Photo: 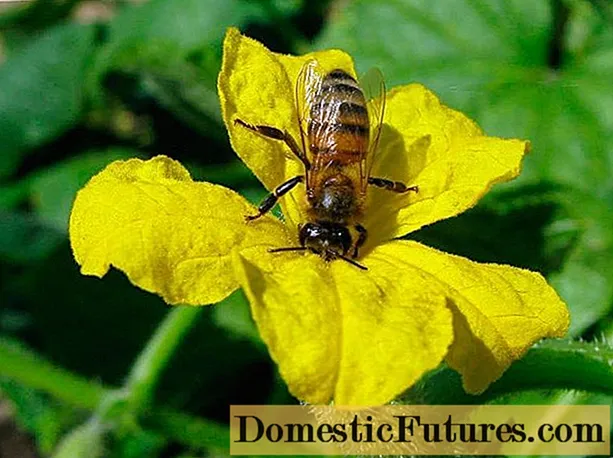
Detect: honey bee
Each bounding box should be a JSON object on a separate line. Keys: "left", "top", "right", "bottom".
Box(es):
{"left": 235, "top": 60, "right": 418, "bottom": 270}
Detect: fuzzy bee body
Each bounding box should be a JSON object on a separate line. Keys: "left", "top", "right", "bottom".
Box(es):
{"left": 306, "top": 69, "right": 370, "bottom": 226}
{"left": 236, "top": 60, "right": 417, "bottom": 269}
{"left": 309, "top": 70, "right": 370, "bottom": 163}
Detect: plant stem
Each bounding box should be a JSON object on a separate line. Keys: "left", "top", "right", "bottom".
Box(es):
{"left": 124, "top": 305, "right": 202, "bottom": 414}
{"left": 143, "top": 407, "right": 230, "bottom": 450}
{"left": 0, "top": 336, "right": 228, "bottom": 451}
{"left": 402, "top": 339, "right": 613, "bottom": 405}
{"left": 0, "top": 337, "right": 107, "bottom": 409}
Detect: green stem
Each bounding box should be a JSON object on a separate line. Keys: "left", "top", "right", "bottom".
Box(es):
{"left": 402, "top": 339, "right": 613, "bottom": 405}
{"left": 0, "top": 338, "right": 107, "bottom": 409}
{"left": 124, "top": 305, "right": 202, "bottom": 414}
{"left": 144, "top": 407, "right": 230, "bottom": 450}
{"left": 0, "top": 336, "right": 228, "bottom": 451}
{"left": 2, "top": 336, "right": 611, "bottom": 450}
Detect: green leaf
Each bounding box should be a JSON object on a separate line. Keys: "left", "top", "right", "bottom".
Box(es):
{"left": 108, "top": 428, "right": 166, "bottom": 458}
{"left": 0, "top": 0, "right": 81, "bottom": 50}
{"left": 317, "top": 0, "right": 613, "bottom": 189}
{"left": 109, "top": 41, "right": 226, "bottom": 139}
{"left": 316, "top": 0, "right": 613, "bottom": 334}
{"left": 12, "top": 245, "right": 271, "bottom": 408}
{"left": 87, "top": 0, "right": 269, "bottom": 133}
{"left": 0, "top": 23, "right": 97, "bottom": 179}
{"left": 0, "top": 150, "right": 136, "bottom": 263}
{"left": 400, "top": 339, "right": 613, "bottom": 405}
{"left": 187, "top": 160, "right": 258, "bottom": 188}
{"left": 412, "top": 182, "right": 568, "bottom": 274}
{"left": 51, "top": 419, "right": 106, "bottom": 458}
{"left": 0, "top": 379, "right": 80, "bottom": 454}
{"left": 0, "top": 182, "right": 29, "bottom": 210}
{"left": 104, "top": 0, "right": 264, "bottom": 53}
{"left": 211, "top": 290, "right": 263, "bottom": 346}
{"left": 548, "top": 191, "right": 613, "bottom": 336}
{"left": 0, "top": 211, "right": 64, "bottom": 263}
{"left": 0, "top": 337, "right": 107, "bottom": 410}
{"left": 0, "top": 337, "right": 231, "bottom": 453}
{"left": 26, "top": 149, "right": 137, "bottom": 233}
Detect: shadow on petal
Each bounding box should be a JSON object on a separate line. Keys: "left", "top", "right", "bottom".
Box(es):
{"left": 362, "top": 125, "right": 431, "bottom": 255}
{"left": 445, "top": 298, "right": 508, "bottom": 394}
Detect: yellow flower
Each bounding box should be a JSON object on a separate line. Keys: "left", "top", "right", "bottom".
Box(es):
{"left": 69, "top": 28, "right": 569, "bottom": 406}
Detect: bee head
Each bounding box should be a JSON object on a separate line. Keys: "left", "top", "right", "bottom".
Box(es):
{"left": 299, "top": 221, "right": 352, "bottom": 259}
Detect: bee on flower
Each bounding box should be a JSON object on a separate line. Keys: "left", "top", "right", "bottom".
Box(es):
{"left": 236, "top": 60, "right": 418, "bottom": 270}
{"left": 69, "top": 28, "right": 569, "bottom": 406}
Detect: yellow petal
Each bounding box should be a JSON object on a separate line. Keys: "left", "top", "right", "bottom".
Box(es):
{"left": 218, "top": 27, "right": 354, "bottom": 228}
{"left": 233, "top": 246, "right": 453, "bottom": 406}
{"left": 331, "top": 254, "right": 453, "bottom": 406}
{"left": 233, "top": 251, "right": 341, "bottom": 404}
{"left": 69, "top": 155, "right": 286, "bottom": 305}
{"left": 374, "top": 241, "right": 570, "bottom": 394}
{"left": 365, "top": 84, "right": 530, "bottom": 242}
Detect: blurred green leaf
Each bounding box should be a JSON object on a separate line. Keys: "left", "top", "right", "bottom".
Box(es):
{"left": 110, "top": 41, "right": 226, "bottom": 139}
{"left": 87, "top": 0, "right": 271, "bottom": 135}
{"left": 0, "top": 211, "right": 64, "bottom": 263}
{"left": 0, "top": 379, "right": 83, "bottom": 454}
{"left": 0, "top": 23, "right": 97, "bottom": 179}
{"left": 51, "top": 419, "right": 106, "bottom": 458}
{"left": 107, "top": 427, "right": 166, "bottom": 458}
{"left": 26, "top": 149, "right": 137, "bottom": 233}
{"left": 9, "top": 245, "right": 273, "bottom": 412}
{"left": 0, "top": 183, "right": 29, "bottom": 210}
{"left": 0, "top": 0, "right": 81, "bottom": 50}
{"left": 0, "top": 150, "right": 136, "bottom": 263}
{"left": 400, "top": 339, "right": 613, "bottom": 405}
{"left": 412, "top": 183, "right": 568, "bottom": 274}
{"left": 0, "top": 337, "right": 232, "bottom": 454}
{"left": 0, "top": 308, "right": 31, "bottom": 333}
{"left": 270, "top": 0, "right": 303, "bottom": 17}
{"left": 187, "top": 160, "right": 257, "bottom": 188}
{"left": 211, "top": 290, "right": 263, "bottom": 346}
{"left": 317, "top": 0, "right": 613, "bottom": 189}
{"left": 317, "top": 0, "right": 613, "bottom": 335}
{"left": 0, "top": 337, "right": 107, "bottom": 411}
{"left": 104, "top": 0, "right": 265, "bottom": 53}
{"left": 549, "top": 192, "right": 613, "bottom": 336}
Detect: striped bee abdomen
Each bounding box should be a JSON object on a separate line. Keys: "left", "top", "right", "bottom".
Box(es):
{"left": 308, "top": 69, "right": 369, "bottom": 162}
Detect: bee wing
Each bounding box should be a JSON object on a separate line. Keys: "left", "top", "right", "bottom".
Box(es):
{"left": 295, "top": 59, "right": 325, "bottom": 187}
{"left": 359, "top": 67, "right": 386, "bottom": 193}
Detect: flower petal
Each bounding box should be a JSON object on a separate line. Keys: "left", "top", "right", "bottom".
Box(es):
{"left": 233, "top": 247, "right": 453, "bottom": 406}
{"left": 218, "top": 27, "right": 354, "bottom": 228}
{"left": 365, "top": 84, "right": 530, "bottom": 242}
{"left": 374, "top": 241, "right": 570, "bottom": 393}
{"left": 69, "top": 155, "right": 286, "bottom": 305}
{"left": 330, "top": 254, "right": 453, "bottom": 406}
{"left": 233, "top": 250, "right": 341, "bottom": 404}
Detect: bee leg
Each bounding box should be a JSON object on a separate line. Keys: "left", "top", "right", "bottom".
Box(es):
{"left": 353, "top": 224, "right": 368, "bottom": 259}
{"left": 246, "top": 175, "right": 304, "bottom": 221}
{"left": 234, "top": 119, "right": 310, "bottom": 171}
{"left": 368, "top": 177, "right": 418, "bottom": 193}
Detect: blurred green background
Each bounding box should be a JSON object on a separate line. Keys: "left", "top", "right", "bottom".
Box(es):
{"left": 0, "top": 0, "right": 612, "bottom": 456}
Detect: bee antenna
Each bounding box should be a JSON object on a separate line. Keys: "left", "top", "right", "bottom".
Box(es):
{"left": 268, "top": 246, "right": 308, "bottom": 253}
{"left": 331, "top": 251, "right": 368, "bottom": 271}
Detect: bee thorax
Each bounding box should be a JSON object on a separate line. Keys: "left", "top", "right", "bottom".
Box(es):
{"left": 308, "top": 175, "right": 358, "bottom": 222}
